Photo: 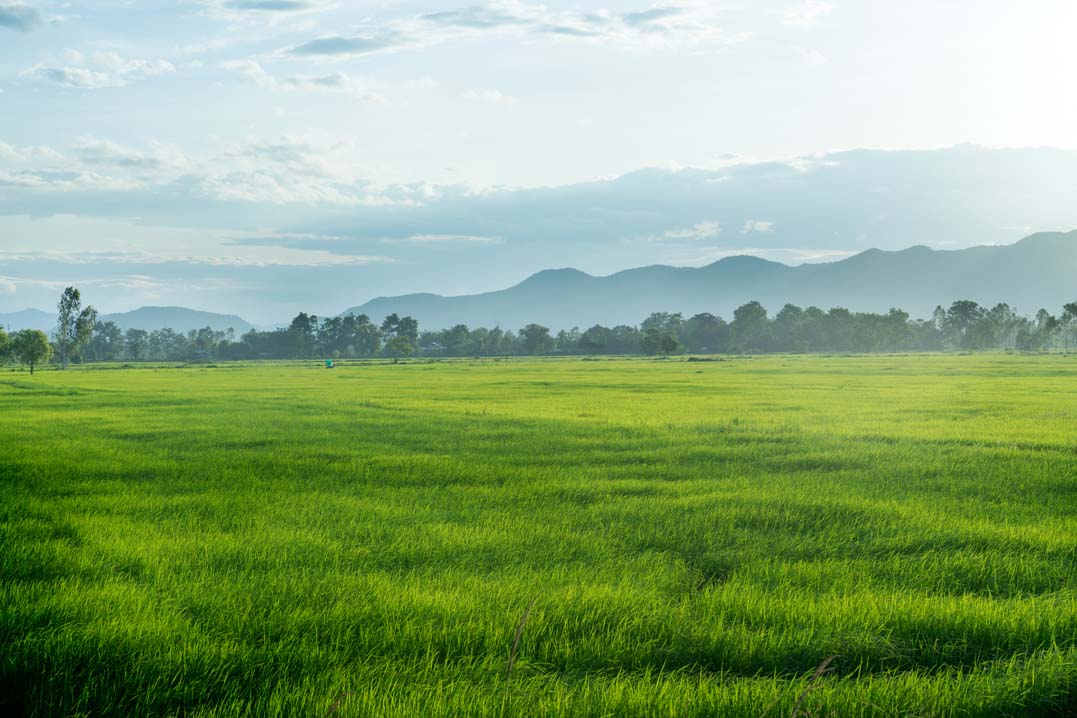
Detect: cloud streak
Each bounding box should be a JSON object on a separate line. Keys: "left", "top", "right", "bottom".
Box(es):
{"left": 283, "top": 1, "right": 741, "bottom": 58}
{"left": 222, "top": 60, "right": 383, "bottom": 101}
{"left": 741, "top": 219, "right": 775, "bottom": 234}
{"left": 656, "top": 220, "right": 721, "bottom": 241}
{"left": 200, "top": 0, "right": 333, "bottom": 23}
{"left": 25, "top": 51, "right": 175, "bottom": 89}
{"left": 397, "top": 234, "right": 501, "bottom": 244}
{"left": 782, "top": 0, "right": 833, "bottom": 27}
{"left": 288, "top": 35, "right": 395, "bottom": 56}
{"left": 73, "top": 138, "right": 184, "bottom": 170}
{"left": 0, "top": 3, "right": 39, "bottom": 31}
{"left": 0, "top": 248, "right": 393, "bottom": 268}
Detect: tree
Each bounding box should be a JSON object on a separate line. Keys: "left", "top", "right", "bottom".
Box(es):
{"left": 520, "top": 324, "right": 552, "bottom": 355}
{"left": 682, "top": 313, "right": 727, "bottom": 353}
{"left": 326, "top": 313, "right": 381, "bottom": 357}
{"left": 469, "top": 327, "right": 492, "bottom": 356}
{"left": 640, "top": 328, "right": 662, "bottom": 355}
{"left": 0, "top": 326, "right": 9, "bottom": 362}
{"left": 772, "top": 304, "right": 805, "bottom": 352}
{"left": 944, "top": 300, "right": 984, "bottom": 349}
{"left": 555, "top": 327, "right": 581, "bottom": 355}
{"left": 381, "top": 312, "right": 417, "bottom": 355}
{"left": 579, "top": 325, "right": 610, "bottom": 354}
{"left": 397, "top": 316, "right": 419, "bottom": 343}
{"left": 12, "top": 329, "right": 52, "bottom": 374}
{"left": 607, "top": 325, "right": 641, "bottom": 354}
{"left": 658, "top": 331, "right": 683, "bottom": 355}
{"left": 288, "top": 312, "right": 319, "bottom": 358}
{"left": 125, "top": 328, "right": 149, "bottom": 360}
{"left": 881, "top": 308, "right": 913, "bottom": 351}
{"left": 1062, "top": 302, "right": 1077, "bottom": 350}
{"left": 1033, "top": 309, "right": 1060, "bottom": 349}
{"left": 318, "top": 316, "right": 345, "bottom": 357}
{"left": 730, "top": 301, "right": 769, "bottom": 352}
{"left": 386, "top": 335, "right": 414, "bottom": 364}
{"left": 90, "top": 321, "right": 124, "bottom": 361}
{"left": 150, "top": 328, "right": 186, "bottom": 361}
{"left": 984, "top": 303, "right": 1020, "bottom": 350}
{"left": 443, "top": 324, "right": 472, "bottom": 356}
{"left": 380, "top": 313, "right": 400, "bottom": 338}
{"left": 379, "top": 314, "right": 419, "bottom": 359}
{"left": 639, "top": 313, "right": 684, "bottom": 355}
{"left": 641, "top": 312, "right": 683, "bottom": 336}
{"left": 55, "top": 287, "right": 97, "bottom": 368}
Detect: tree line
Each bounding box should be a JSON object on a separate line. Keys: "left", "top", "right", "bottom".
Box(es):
{"left": 3, "top": 288, "right": 1077, "bottom": 369}
{"left": 417, "top": 300, "right": 1077, "bottom": 356}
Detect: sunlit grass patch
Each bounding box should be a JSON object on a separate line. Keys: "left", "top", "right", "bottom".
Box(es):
{"left": 1, "top": 354, "right": 1076, "bottom": 716}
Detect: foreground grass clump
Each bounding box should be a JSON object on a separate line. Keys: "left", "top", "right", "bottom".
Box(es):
{"left": 1, "top": 354, "right": 1076, "bottom": 717}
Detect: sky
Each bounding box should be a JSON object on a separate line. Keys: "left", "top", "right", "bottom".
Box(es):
{"left": 1, "top": 0, "right": 1076, "bottom": 323}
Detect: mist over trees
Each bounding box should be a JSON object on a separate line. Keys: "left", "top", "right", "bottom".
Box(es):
{"left": 6, "top": 286, "right": 1076, "bottom": 369}
{"left": 19, "top": 299, "right": 1071, "bottom": 365}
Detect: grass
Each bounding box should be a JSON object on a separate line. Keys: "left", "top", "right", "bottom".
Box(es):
{"left": 1, "top": 354, "right": 1076, "bottom": 717}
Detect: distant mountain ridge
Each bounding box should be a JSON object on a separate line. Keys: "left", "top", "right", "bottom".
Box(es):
{"left": 6, "top": 233, "right": 1075, "bottom": 335}
{"left": 0, "top": 308, "right": 55, "bottom": 332}
{"left": 342, "top": 231, "right": 1077, "bottom": 330}
{"left": 0, "top": 306, "right": 253, "bottom": 334}
{"left": 98, "top": 307, "right": 253, "bottom": 334}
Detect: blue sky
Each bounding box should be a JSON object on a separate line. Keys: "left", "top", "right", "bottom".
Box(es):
{"left": 1, "top": 1, "right": 1076, "bottom": 323}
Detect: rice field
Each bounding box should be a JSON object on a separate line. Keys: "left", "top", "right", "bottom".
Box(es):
{"left": 2, "top": 354, "right": 1076, "bottom": 717}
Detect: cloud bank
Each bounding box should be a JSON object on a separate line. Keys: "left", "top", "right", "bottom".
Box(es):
{"left": 0, "top": 3, "right": 39, "bottom": 31}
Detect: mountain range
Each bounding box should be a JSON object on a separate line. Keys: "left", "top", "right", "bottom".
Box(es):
{"left": 344, "top": 231, "right": 1077, "bottom": 330}
{"left": 0, "top": 306, "right": 253, "bottom": 334}
{"left": 4, "top": 232, "right": 1075, "bottom": 334}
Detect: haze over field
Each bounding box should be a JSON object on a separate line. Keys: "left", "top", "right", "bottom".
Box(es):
{"left": 2, "top": 1, "right": 1076, "bottom": 323}
{"left": 6, "top": 4, "right": 1077, "bottom": 717}
{"left": 350, "top": 231, "right": 1077, "bottom": 330}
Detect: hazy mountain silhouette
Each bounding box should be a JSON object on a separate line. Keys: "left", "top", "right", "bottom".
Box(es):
{"left": 100, "top": 307, "right": 253, "bottom": 333}
{"left": 1, "top": 306, "right": 254, "bottom": 334}
{"left": 0, "top": 308, "right": 56, "bottom": 332}
{"left": 343, "top": 231, "right": 1077, "bottom": 330}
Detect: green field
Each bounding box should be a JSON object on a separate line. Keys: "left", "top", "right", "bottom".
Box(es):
{"left": 2, "top": 355, "right": 1076, "bottom": 717}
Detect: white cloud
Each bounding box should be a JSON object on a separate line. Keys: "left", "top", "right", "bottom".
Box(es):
{"left": 25, "top": 51, "right": 175, "bottom": 89}
{"left": 0, "top": 248, "right": 393, "bottom": 268}
{"left": 0, "top": 168, "right": 140, "bottom": 191}
{"left": 284, "top": 1, "right": 745, "bottom": 59}
{"left": 397, "top": 234, "right": 501, "bottom": 244}
{"left": 119, "top": 135, "right": 420, "bottom": 206}
{"left": 0, "top": 214, "right": 402, "bottom": 271}
{"left": 0, "top": 273, "right": 248, "bottom": 294}
{"left": 200, "top": 0, "right": 334, "bottom": 24}
{"left": 741, "top": 219, "right": 775, "bottom": 233}
{"left": 795, "top": 46, "right": 827, "bottom": 65}
{"left": 0, "top": 3, "right": 41, "bottom": 32}
{"left": 73, "top": 138, "right": 187, "bottom": 171}
{"left": 0, "top": 277, "right": 15, "bottom": 295}
{"left": 0, "top": 141, "right": 64, "bottom": 163}
{"left": 30, "top": 66, "right": 119, "bottom": 89}
{"left": 657, "top": 220, "right": 721, "bottom": 241}
{"left": 3, "top": 132, "right": 410, "bottom": 207}
{"left": 462, "top": 89, "right": 518, "bottom": 105}
{"left": 782, "top": 0, "right": 833, "bottom": 27}
{"left": 221, "top": 60, "right": 383, "bottom": 101}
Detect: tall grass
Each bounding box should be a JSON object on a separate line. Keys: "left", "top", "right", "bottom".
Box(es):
{"left": 1, "top": 354, "right": 1075, "bottom": 716}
